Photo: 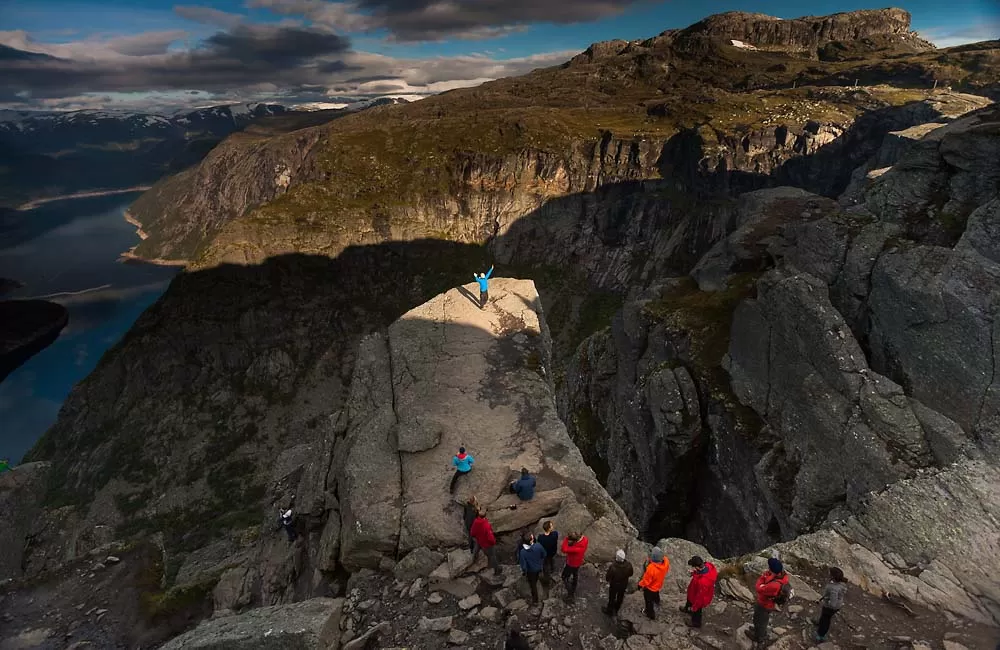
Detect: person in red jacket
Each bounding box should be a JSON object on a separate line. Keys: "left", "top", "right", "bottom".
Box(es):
{"left": 470, "top": 509, "right": 502, "bottom": 576}
{"left": 747, "top": 558, "right": 789, "bottom": 644}
{"left": 560, "top": 531, "right": 589, "bottom": 601}
{"left": 680, "top": 555, "right": 718, "bottom": 628}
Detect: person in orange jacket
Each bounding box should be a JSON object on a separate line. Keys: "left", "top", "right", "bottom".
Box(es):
{"left": 637, "top": 546, "right": 670, "bottom": 620}
{"left": 747, "top": 558, "right": 789, "bottom": 644}
{"left": 560, "top": 531, "right": 589, "bottom": 601}
{"left": 680, "top": 555, "right": 718, "bottom": 628}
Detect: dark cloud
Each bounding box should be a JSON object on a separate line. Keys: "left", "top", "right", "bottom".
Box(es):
{"left": 252, "top": 0, "right": 645, "bottom": 41}
{"left": 0, "top": 44, "right": 58, "bottom": 61}
{"left": 205, "top": 25, "right": 348, "bottom": 63}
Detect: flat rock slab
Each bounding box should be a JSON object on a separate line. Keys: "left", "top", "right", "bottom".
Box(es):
{"left": 338, "top": 279, "right": 636, "bottom": 569}
{"left": 158, "top": 598, "right": 341, "bottom": 650}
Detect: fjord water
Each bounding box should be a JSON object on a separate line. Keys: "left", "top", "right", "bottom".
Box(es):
{"left": 0, "top": 193, "right": 178, "bottom": 462}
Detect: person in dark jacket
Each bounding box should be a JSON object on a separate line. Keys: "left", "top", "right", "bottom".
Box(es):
{"left": 510, "top": 467, "right": 536, "bottom": 500}
{"left": 603, "top": 548, "right": 634, "bottom": 616}
{"left": 517, "top": 533, "right": 547, "bottom": 603}
{"left": 462, "top": 496, "right": 480, "bottom": 553}
{"left": 681, "top": 556, "right": 718, "bottom": 628}
{"left": 815, "top": 567, "right": 848, "bottom": 641}
{"left": 537, "top": 520, "right": 559, "bottom": 581}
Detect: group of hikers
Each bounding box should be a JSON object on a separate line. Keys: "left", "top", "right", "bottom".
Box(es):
{"left": 454, "top": 448, "right": 849, "bottom": 646}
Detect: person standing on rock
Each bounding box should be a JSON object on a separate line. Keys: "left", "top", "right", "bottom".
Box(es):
{"left": 747, "top": 557, "right": 789, "bottom": 645}
{"left": 680, "top": 555, "right": 717, "bottom": 628}
{"left": 517, "top": 533, "right": 547, "bottom": 604}
{"left": 560, "top": 531, "right": 589, "bottom": 601}
{"left": 463, "top": 495, "right": 480, "bottom": 553}
{"left": 509, "top": 467, "right": 536, "bottom": 500}
{"left": 638, "top": 546, "right": 670, "bottom": 620}
{"left": 537, "top": 520, "right": 559, "bottom": 582}
{"left": 603, "top": 549, "right": 634, "bottom": 616}
{"left": 815, "top": 567, "right": 848, "bottom": 642}
{"left": 451, "top": 446, "right": 474, "bottom": 492}
{"left": 470, "top": 508, "right": 502, "bottom": 576}
{"left": 474, "top": 265, "right": 494, "bottom": 310}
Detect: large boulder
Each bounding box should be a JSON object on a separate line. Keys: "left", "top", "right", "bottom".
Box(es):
{"left": 337, "top": 279, "right": 636, "bottom": 569}
{"left": 158, "top": 598, "right": 343, "bottom": 650}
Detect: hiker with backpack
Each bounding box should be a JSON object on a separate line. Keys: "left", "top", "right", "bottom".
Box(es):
{"left": 747, "top": 558, "right": 791, "bottom": 644}
{"left": 680, "top": 555, "right": 718, "bottom": 628}
{"left": 815, "top": 567, "right": 848, "bottom": 641}
{"left": 451, "top": 446, "right": 474, "bottom": 492}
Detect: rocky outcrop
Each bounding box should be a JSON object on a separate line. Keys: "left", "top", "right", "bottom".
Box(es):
{"left": 334, "top": 279, "right": 636, "bottom": 570}
{"left": 0, "top": 299, "right": 68, "bottom": 382}
{"left": 0, "top": 462, "right": 49, "bottom": 581}
{"left": 159, "top": 598, "right": 343, "bottom": 650}
{"left": 677, "top": 9, "right": 933, "bottom": 58}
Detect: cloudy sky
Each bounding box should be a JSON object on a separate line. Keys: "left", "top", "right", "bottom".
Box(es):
{"left": 0, "top": 0, "right": 997, "bottom": 112}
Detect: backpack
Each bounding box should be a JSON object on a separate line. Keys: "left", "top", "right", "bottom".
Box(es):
{"left": 774, "top": 581, "right": 794, "bottom": 606}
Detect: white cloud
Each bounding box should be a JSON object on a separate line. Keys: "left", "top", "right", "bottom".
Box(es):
{"left": 918, "top": 20, "right": 1000, "bottom": 48}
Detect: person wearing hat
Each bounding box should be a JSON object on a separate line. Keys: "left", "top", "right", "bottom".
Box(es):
{"left": 638, "top": 546, "right": 670, "bottom": 620}
{"left": 747, "top": 557, "right": 789, "bottom": 644}
{"left": 602, "top": 548, "right": 634, "bottom": 616}
{"left": 681, "top": 555, "right": 718, "bottom": 628}
{"left": 451, "top": 446, "right": 475, "bottom": 492}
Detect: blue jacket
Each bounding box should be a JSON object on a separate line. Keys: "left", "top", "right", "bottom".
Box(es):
{"left": 537, "top": 530, "right": 559, "bottom": 556}
{"left": 453, "top": 453, "right": 474, "bottom": 472}
{"left": 518, "top": 542, "right": 547, "bottom": 573}
{"left": 475, "top": 266, "right": 494, "bottom": 292}
{"left": 512, "top": 474, "right": 536, "bottom": 500}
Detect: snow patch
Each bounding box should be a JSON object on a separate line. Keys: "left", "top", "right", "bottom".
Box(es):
{"left": 730, "top": 39, "right": 759, "bottom": 50}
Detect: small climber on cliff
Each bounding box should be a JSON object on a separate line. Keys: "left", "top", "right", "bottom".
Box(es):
{"left": 537, "top": 520, "right": 559, "bottom": 582}
{"left": 278, "top": 506, "right": 296, "bottom": 542}
{"left": 451, "top": 446, "right": 474, "bottom": 492}
{"left": 474, "top": 265, "right": 494, "bottom": 310}
{"left": 747, "top": 557, "right": 790, "bottom": 645}
{"left": 638, "top": 546, "right": 670, "bottom": 620}
{"left": 680, "top": 555, "right": 718, "bottom": 628}
{"left": 509, "top": 467, "right": 536, "bottom": 500}
{"left": 560, "top": 531, "right": 589, "bottom": 602}
{"left": 470, "top": 508, "right": 502, "bottom": 575}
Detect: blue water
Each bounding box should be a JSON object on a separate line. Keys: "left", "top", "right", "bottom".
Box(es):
{"left": 0, "top": 193, "right": 178, "bottom": 463}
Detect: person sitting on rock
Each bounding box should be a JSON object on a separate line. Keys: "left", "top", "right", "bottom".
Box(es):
{"left": 509, "top": 467, "right": 536, "bottom": 500}
{"left": 517, "top": 532, "right": 547, "bottom": 604}
{"left": 537, "top": 520, "right": 559, "bottom": 582}
{"left": 560, "top": 531, "right": 589, "bottom": 601}
{"left": 462, "top": 495, "right": 480, "bottom": 553}
{"left": 474, "top": 265, "right": 494, "bottom": 310}
{"left": 747, "top": 557, "right": 789, "bottom": 645}
{"left": 815, "top": 567, "right": 847, "bottom": 642}
{"left": 603, "top": 548, "right": 634, "bottom": 616}
{"left": 470, "top": 508, "right": 502, "bottom": 576}
{"left": 638, "top": 546, "right": 670, "bottom": 620}
{"left": 681, "top": 555, "right": 718, "bottom": 628}
{"left": 451, "top": 446, "right": 474, "bottom": 492}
